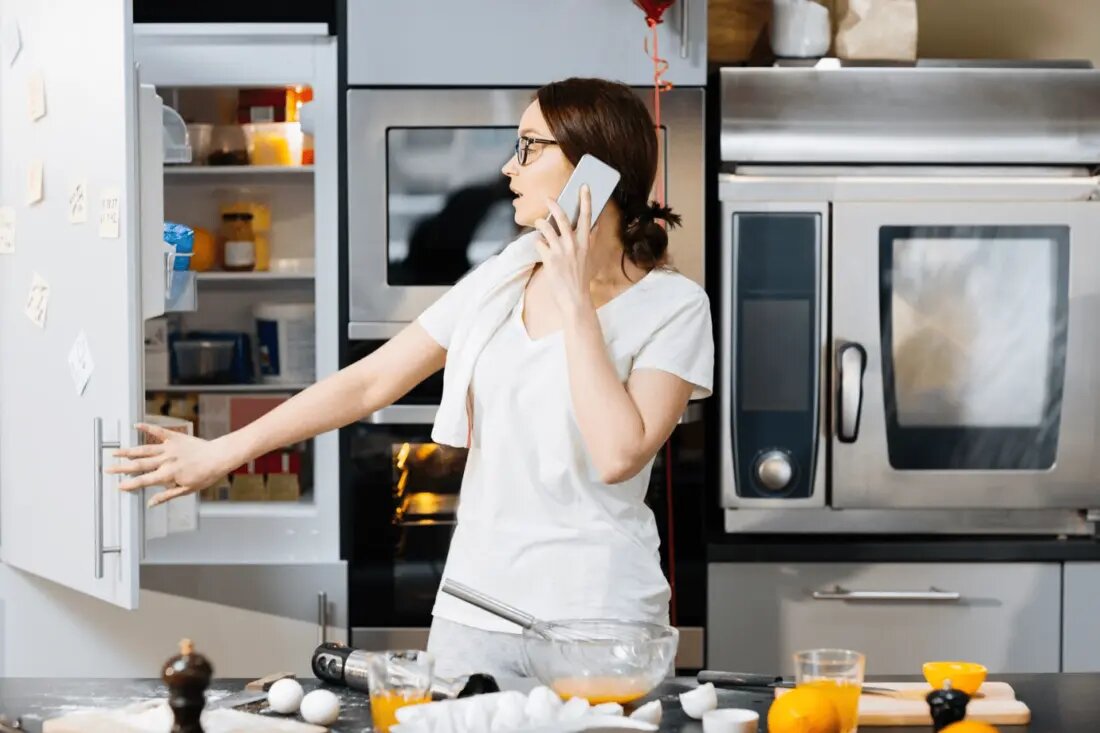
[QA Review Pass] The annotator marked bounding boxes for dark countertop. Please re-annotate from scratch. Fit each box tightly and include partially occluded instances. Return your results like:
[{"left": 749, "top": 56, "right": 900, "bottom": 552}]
[
  {"left": 3, "top": 674, "right": 1100, "bottom": 732},
  {"left": 708, "top": 536, "right": 1100, "bottom": 563}
]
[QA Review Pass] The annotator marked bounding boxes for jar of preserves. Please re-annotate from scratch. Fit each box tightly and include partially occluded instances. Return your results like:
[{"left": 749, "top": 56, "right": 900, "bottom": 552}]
[{"left": 220, "top": 212, "right": 255, "bottom": 271}]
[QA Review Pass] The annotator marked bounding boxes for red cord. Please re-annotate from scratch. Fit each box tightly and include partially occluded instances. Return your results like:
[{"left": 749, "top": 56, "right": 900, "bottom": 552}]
[{"left": 645, "top": 16, "right": 677, "bottom": 628}]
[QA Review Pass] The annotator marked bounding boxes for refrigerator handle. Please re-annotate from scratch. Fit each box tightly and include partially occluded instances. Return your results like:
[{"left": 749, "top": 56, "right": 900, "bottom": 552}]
[
  {"left": 94, "top": 418, "right": 122, "bottom": 579},
  {"left": 837, "top": 342, "right": 867, "bottom": 443},
  {"left": 679, "top": 0, "right": 690, "bottom": 59}
]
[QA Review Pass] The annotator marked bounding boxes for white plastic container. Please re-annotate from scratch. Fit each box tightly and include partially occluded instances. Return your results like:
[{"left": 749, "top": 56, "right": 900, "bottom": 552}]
[{"left": 254, "top": 303, "right": 315, "bottom": 384}]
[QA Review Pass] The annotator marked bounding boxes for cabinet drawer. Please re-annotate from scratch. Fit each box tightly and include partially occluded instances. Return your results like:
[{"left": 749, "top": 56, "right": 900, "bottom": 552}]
[
  {"left": 707, "top": 563, "right": 1060, "bottom": 675},
  {"left": 1063, "top": 562, "right": 1100, "bottom": 672}
]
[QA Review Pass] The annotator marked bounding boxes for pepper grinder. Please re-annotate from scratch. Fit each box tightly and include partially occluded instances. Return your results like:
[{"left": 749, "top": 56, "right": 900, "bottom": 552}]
[
  {"left": 925, "top": 679, "right": 971, "bottom": 732},
  {"left": 162, "top": 638, "right": 213, "bottom": 733}
]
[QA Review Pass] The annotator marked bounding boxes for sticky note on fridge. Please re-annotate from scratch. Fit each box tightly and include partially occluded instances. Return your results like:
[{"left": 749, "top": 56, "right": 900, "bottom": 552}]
[
  {"left": 27, "top": 160, "right": 43, "bottom": 205},
  {"left": 2, "top": 18, "right": 20, "bottom": 67},
  {"left": 98, "top": 187, "right": 120, "bottom": 238},
  {"left": 24, "top": 272, "right": 49, "bottom": 329},
  {"left": 0, "top": 207, "right": 14, "bottom": 254},
  {"left": 69, "top": 180, "right": 87, "bottom": 223},
  {"left": 28, "top": 72, "right": 45, "bottom": 121},
  {"left": 68, "top": 330, "right": 95, "bottom": 396}
]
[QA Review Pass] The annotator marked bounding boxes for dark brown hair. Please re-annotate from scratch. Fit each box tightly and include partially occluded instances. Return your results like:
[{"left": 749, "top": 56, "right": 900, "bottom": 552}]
[{"left": 536, "top": 77, "right": 681, "bottom": 273}]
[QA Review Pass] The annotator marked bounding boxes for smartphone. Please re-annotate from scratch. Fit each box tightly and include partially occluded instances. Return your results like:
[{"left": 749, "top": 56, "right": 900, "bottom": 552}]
[{"left": 548, "top": 153, "right": 622, "bottom": 236}]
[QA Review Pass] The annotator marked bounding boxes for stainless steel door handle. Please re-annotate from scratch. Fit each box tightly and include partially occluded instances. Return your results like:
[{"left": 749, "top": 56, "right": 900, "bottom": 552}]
[
  {"left": 94, "top": 417, "right": 122, "bottom": 579},
  {"left": 318, "top": 591, "right": 329, "bottom": 645},
  {"left": 812, "top": 586, "right": 962, "bottom": 602},
  {"left": 360, "top": 405, "right": 439, "bottom": 425},
  {"left": 837, "top": 342, "right": 867, "bottom": 443},
  {"left": 679, "top": 0, "right": 689, "bottom": 59}
]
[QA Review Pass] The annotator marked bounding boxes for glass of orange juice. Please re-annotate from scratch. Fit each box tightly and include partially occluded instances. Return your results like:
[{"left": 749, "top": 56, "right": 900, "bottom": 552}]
[
  {"left": 794, "top": 648, "right": 865, "bottom": 733},
  {"left": 366, "top": 650, "right": 433, "bottom": 732}
]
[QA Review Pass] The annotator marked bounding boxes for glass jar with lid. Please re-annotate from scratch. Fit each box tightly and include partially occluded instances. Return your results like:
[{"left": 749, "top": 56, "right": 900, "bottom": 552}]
[{"left": 220, "top": 212, "right": 256, "bottom": 271}]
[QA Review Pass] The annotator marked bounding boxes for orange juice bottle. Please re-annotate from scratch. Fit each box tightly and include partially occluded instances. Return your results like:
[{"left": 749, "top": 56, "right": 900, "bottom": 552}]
[{"left": 799, "top": 679, "right": 861, "bottom": 733}]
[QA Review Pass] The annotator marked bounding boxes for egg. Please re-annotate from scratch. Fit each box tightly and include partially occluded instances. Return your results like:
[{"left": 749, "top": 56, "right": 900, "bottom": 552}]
[
  {"left": 592, "top": 702, "right": 624, "bottom": 716},
  {"left": 490, "top": 690, "right": 528, "bottom": 731},
  {"left": 679, "top": 682, "right": 718, "bottom": 719},
  {"left": 266, "top": 678, "right": 304, "bottom": 715},
  {"left": 630, "top": 699, "right": 663, "bottom": 725},
  {"left": 524, "top": 686, "right": 563, "bottom": 724},
  {"left": 300, "top": 689, "right": 341, "bottom": 726},
  {"left": 558, "top": 696, "right": 591, "bottom": 721}
]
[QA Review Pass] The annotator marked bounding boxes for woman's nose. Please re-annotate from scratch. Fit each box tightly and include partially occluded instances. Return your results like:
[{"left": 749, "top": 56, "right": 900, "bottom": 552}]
[{"left": 502, "top": 155, "right": 518, "bottom": 177}]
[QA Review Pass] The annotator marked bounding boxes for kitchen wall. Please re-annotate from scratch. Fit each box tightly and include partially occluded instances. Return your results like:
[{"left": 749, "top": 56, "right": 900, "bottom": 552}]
[{"left": 708, "top": 0, "right": 1100, "bottom": 64}]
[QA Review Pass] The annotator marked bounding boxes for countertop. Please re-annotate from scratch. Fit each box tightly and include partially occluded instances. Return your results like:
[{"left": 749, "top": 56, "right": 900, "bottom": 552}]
[{"left": 3, "top": 673, "right": 1099, "bottom": 732}]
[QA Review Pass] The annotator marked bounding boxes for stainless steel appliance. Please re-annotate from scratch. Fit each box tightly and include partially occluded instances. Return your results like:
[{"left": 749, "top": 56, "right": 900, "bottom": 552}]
[
  {"left": 345, "top": 87, "right": 705, "bottom": 334},
  {"left": 717, "top": 64, "right": 1100, "bottom": 535}
]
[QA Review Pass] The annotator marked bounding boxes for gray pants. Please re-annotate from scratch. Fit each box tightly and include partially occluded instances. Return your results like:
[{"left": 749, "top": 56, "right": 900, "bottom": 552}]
[{"left": 426, "top": 616, "right": 534, "bottom": 680}]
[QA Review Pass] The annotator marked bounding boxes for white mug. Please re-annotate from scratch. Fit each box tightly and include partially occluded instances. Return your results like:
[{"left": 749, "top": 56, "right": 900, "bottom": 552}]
[
  {"left": 770, "top": 0, "right": 832, "bottom": 58},
  {"left": 702, "top": 708, "right": 760, "bottom": 733}
]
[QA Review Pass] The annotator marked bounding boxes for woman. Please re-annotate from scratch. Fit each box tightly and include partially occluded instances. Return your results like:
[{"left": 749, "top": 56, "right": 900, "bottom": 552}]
[{"left": 110, "top": 77, "right": 714, "bottom": 679}]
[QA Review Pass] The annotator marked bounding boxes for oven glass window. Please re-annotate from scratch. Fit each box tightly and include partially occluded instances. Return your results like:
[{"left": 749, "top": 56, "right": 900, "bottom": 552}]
[
  {"left": 880, "top": 225, "right": 1069, "bottom": 470},
  {"left": 386, "top": 127, "right": 520, "bottom": 286}
]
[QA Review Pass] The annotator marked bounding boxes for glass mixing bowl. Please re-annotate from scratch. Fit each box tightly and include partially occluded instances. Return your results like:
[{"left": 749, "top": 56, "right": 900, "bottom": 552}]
[{"left": 522, "top": 620, "right": 679, "bottom": 705}]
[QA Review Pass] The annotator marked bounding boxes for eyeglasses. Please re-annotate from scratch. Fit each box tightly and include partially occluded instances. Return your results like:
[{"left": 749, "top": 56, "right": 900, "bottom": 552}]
[{"left": 515, "top": 135, "right": 558, "bottom": 166}]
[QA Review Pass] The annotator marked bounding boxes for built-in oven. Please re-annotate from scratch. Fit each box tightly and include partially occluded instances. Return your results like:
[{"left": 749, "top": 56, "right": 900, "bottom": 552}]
[
  {"left": 716, "top": 64, "right": 1100, "bottom": 536},
  {"left": 345, "top": 86, "right": 705, "bottom": 334}
]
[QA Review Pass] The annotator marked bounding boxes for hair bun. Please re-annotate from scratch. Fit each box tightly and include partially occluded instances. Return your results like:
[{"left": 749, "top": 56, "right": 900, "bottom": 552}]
[{"left": 642, "top": 201, "right": 682, "bottom": 227}]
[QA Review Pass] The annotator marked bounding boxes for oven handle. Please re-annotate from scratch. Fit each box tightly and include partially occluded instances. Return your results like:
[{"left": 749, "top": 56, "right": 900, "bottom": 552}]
[
  {"left": 360, "top": 405, "right": 439, "bottom": 425},
  {"left": 812, "top": 585, "right": 962, "bottom": 602},
  {"left": 837, "top": 342, "right": 867, "bottom": 443}
]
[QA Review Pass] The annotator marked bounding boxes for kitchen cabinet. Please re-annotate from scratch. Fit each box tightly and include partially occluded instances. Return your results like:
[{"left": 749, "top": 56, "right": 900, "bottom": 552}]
[
  {"left": 0, "top": 563, "right": 345, "bottom": 677},
  {"left": 0, "top": 0, "right": 344, "bottom": 658},
  {"left": 707, "top": 562, "right": 1062, "bottom": 674},
  {"left": 1062, "top": 562, "right": 1100, "bottom": 672},
  {"left": 346, "top": 0, "right": 707, "bottom": 86}
]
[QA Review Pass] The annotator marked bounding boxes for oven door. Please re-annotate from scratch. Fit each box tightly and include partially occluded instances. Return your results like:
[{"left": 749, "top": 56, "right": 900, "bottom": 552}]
[
  {"left": 832, "top": 200, "right": 1100, "bottom": 509},
  {"left": 345, "top": 87, "right": 704, "bottom": 331},
  {"left": 345, "top": 404, "right": 467, "bottom": 650}
]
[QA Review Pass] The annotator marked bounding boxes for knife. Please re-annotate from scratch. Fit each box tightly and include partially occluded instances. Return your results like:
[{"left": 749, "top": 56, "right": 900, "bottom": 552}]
[
  {"left": 697, "top": 670, "right": 901, "bottom": 697},
  {"left": 206, "top": 672, "right": 297, "bottom": 710}
]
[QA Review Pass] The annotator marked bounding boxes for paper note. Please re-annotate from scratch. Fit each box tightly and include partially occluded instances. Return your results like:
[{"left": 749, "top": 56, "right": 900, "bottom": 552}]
[
  {"left": 0, "top": 207, "right": 14, "bottom": 254},
  {"left": 69, "top": 180, "right": 87, "bottom": 223},
  {"left": 68, "top": 331, "right": 94, "bottom": 396},
  {"left": 2, "top": 18, "right": 20, "bottom": 67},
  {"left": 24, "top": 272, "right": 49, "bottom": 329},
  {"left": 28, "top": 72, "right": 45, "bottom": 121},
  {"left": 98, "top": 187, "right": 120, "bottom": 238},
  {"left": 27, "top": 160, "right": 43, "bottom": 205}
]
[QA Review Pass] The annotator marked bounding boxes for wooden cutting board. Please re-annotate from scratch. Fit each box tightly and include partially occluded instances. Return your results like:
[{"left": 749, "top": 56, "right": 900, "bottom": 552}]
[
  {"left": 43, "top": 699, "right": 327, "bottom": 733},
  {"left": 776, "top": 681, "right": 1031, "bottom": 727}
]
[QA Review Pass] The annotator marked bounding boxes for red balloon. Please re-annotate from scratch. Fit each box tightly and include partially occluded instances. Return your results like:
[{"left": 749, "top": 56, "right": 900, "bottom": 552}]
[{"left": 633, "top": 0, "right": 676, "bottom": 24}]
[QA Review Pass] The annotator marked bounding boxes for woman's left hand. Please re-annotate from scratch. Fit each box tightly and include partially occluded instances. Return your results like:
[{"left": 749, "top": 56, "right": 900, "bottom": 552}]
[{"left": 533, "top": 185, "right": 594, "bottom": 316}]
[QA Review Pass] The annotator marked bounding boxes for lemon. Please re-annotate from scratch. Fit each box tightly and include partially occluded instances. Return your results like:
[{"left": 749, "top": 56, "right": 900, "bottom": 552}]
[{"left": 767, "top": 687, "right": 842, "bottom": 733}]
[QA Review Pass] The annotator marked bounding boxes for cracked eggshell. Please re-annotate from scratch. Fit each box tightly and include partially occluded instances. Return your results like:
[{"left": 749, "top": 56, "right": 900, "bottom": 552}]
[
  {"left": 679, "top": 682, "right": 718, "bottom": 719},
  {"left": 630, "top": 699, "right": 663, "bottom": 725}
]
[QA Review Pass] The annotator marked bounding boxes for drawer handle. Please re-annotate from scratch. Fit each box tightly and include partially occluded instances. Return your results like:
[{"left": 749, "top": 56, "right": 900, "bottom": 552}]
[{"left": 811, "top": 586, "right": 961, "bottom": 602}]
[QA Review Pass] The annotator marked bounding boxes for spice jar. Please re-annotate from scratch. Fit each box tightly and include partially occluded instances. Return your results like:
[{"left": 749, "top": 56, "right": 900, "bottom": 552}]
[{"left": 220, "top": 212, "right": 256, "bottom": 272}]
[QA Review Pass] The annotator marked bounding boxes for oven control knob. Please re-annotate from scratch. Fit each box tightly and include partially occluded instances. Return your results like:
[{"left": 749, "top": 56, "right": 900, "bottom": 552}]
[{"left": 755, "top": 451, "right": 793, "bottom": 492}]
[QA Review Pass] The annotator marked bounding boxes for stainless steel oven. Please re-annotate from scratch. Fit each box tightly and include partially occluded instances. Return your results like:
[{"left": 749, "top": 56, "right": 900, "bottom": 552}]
[
  {"left": 345, "top": 87, "right": 705, "bottom": 333},
  {"left": 716, "top": 64, "right": 1100, "bottom": 535}
]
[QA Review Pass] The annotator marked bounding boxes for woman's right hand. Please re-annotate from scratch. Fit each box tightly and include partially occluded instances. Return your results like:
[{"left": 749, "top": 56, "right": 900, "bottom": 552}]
[{"left": 106, "top": 422, "right": 243, "bottom": 507}]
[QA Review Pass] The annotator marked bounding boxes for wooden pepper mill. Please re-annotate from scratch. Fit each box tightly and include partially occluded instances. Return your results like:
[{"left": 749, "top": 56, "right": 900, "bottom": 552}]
[
  {"left": 925, "top": 679, "right": 971, "bottom": 732},
  {"left": 162, "top": 638, "right": 213, "bottom": 733}
]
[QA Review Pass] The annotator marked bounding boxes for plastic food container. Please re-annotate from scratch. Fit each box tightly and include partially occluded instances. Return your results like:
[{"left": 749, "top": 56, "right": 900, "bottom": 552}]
[
  {"left": 255, "top": 303, "right": 315, "bottom": 383},
  {"left": 172, "top": 339, "right": 237, "bottom": 384},
  {"left": 242, "top": 122, "right": 304, "bottom": 166}
]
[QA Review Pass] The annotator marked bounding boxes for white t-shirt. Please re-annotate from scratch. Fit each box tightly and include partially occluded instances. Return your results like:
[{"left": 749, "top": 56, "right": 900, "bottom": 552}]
[{"left": 417, "top": 259, "right": 714, "bottom": 633}]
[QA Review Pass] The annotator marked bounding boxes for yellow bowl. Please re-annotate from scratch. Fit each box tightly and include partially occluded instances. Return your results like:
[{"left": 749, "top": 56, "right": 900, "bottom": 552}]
[{"left": 922, "top": 661, "right": 988, "bottom": 695}]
